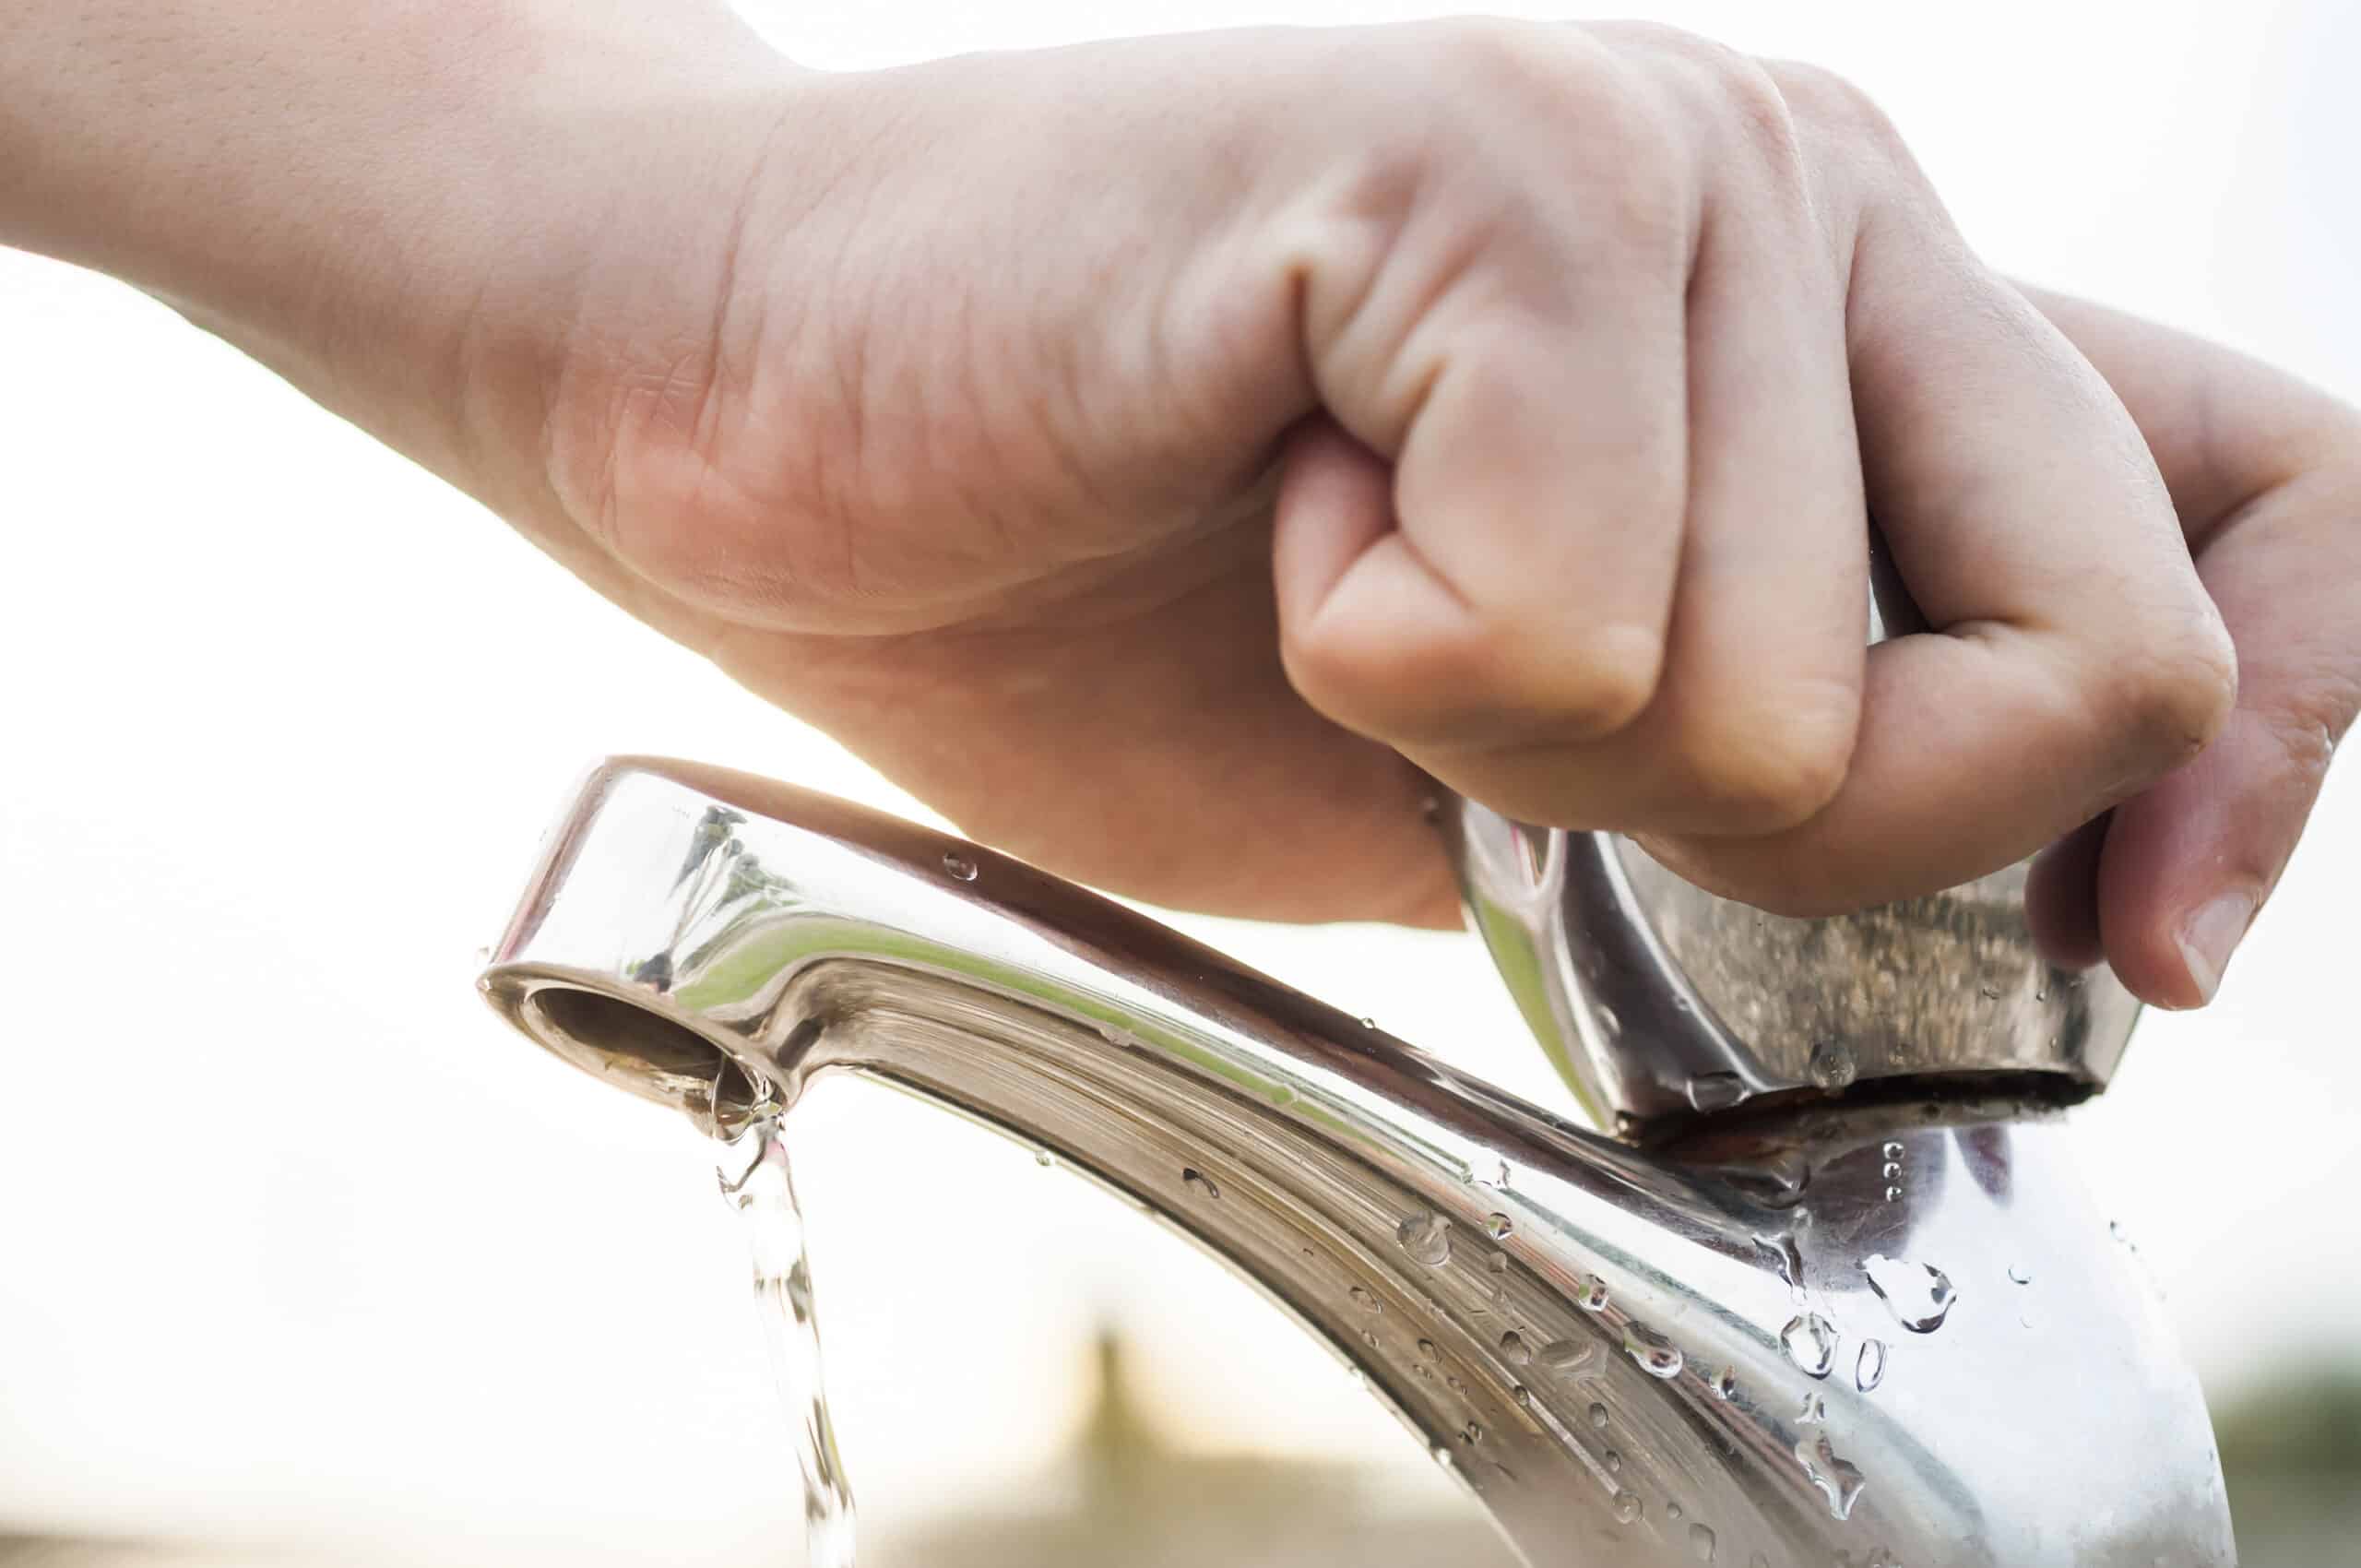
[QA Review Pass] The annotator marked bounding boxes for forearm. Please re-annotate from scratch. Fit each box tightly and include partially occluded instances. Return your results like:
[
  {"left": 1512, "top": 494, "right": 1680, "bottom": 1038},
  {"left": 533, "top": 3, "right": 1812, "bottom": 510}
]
[{"left": 0, "top": 0, "right": 789, "bottom": 498}]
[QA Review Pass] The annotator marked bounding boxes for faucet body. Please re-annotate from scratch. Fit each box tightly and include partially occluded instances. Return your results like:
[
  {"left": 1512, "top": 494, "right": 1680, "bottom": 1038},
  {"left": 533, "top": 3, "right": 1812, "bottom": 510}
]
[{"left": 481, "top": 757, "right": 2234, "bottom": 1566}]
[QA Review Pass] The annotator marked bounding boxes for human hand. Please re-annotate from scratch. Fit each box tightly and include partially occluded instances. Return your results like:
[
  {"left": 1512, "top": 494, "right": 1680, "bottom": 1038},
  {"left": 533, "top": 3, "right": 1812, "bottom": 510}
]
[{"left": 9, "top": 6, "right": 2345, "bottom": 1007}]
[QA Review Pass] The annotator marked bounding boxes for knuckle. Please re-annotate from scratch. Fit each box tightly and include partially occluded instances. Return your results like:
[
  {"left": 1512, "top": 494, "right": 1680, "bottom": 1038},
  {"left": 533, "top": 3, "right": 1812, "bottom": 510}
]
[
  {"left": 1761, "top": 59, "right": 1915, "bottom": 169},
  {"left": 1673, "top": 683, "right": 1860, "bottom": 833},
  {"left": 1635, "top": 26, "right": 1804, "bottom": 171},
  {"left": 2103, "top": 612, "right": 2241, "bottom": 774}
]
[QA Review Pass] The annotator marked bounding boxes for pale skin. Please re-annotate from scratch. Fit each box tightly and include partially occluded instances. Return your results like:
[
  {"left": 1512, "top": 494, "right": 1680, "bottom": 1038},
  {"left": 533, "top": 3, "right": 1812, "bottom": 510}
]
[{"left": 5, "top": 3, "right": 2356, "bottom": 1011}]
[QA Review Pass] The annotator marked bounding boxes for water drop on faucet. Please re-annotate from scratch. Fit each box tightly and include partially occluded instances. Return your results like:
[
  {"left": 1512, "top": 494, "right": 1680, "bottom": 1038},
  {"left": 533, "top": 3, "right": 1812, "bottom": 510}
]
[
  {"left": 1687, "top": 1072, "right": 1750, "bottom": 1112},
  {"left": 1622, "top": 1321, "right": 1685, "bottom": 1379},
  {"left": 1181, "top": 1168, "right": 1219, "bottom": 1201},
  {"left": 940, "top": 850, "right": 979, "bottom": 882},
  {"left": 1796, "top": 1431, "right": 1868, "bottom": 1520},
  {"left": 1501, "top": 1331, "right": 1531, "bottom": 1365},
  {"left": 1486, "top": 1212, "right": 1513, "bottom": 1240},
  {"left": 1397, "top": 1209, "right": 1452, "bottom": 1266},
  {"left": 1781, "top": 1313, "right": 1840, "bottom": 1378},
  {"left": 1856, "top": 1337, "right": 1889, "bottom": 1392},
  {"left": 1863, "top": 1253, "right": 1957, "bottom": 1333},
  {"left": 1588, "top": 1401, "right": 1610, "bottom": 1429},
  {"left": 1350, "top": 1286, "right": 1382, "bottom": 1314},
  {"left": 1807, "top": 1041, "right": 1858, "bottom": 1091},
  {"left": 1576, "top": 1275, "right": 1610, "bottom": 1312},
  {"left": 1754, "top": 1231, "right": 1805, "bottom": 1294},
  {"left": 1539, "top": 1338, "right": 1598, "bottom": 1374},
  {"left": 1613, "top": 1490, "right": 1643, "bottom": 1524},
  {"left": 2008, "top": 1264, "right": 2033, "bottom": 1286},
  {"left": 1690, "top": 1521, "right": 1718, "bottom": 1562}
]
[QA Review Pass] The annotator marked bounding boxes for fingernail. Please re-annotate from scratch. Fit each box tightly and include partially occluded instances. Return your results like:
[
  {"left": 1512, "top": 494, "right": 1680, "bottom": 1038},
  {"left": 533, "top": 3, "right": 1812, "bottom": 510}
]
[{"left": 2176, "top": 890, "right": 2257, "bottom": 1006}]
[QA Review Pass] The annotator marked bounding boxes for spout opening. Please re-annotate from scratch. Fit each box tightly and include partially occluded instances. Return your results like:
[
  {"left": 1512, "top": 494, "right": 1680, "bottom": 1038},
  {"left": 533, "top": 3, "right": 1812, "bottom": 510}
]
[{"left": 507, "top": 980, "right": 764, "bottom": 1129}]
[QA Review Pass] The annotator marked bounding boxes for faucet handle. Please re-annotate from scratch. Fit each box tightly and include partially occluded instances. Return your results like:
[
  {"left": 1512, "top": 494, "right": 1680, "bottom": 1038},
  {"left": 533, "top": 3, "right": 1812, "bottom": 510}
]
[
  {"left": 1449, "top": 547, "right": 2142, "bottom": 1136},
  {"left": 1451, "top": 812, "right": 2141, "bottom": 1135}
]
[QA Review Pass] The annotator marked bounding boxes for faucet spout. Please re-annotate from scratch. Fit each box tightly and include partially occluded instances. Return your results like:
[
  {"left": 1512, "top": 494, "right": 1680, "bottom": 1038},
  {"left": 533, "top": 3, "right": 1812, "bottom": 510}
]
[{"left": 480, "top": 758, "right": 2232, "bottom": 1566}]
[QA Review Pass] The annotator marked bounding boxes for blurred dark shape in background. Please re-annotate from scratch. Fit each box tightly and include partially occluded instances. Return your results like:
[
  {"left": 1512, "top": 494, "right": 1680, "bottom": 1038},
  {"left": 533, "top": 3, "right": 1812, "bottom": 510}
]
[{"left": 6, "top": 1334, "right": 2355, "bottom": 1566}]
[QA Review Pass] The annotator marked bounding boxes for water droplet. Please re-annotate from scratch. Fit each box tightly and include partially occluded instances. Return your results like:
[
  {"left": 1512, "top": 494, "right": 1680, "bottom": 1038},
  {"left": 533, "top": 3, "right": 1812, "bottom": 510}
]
[
  {"left": 1714, "top": 1366, "right": 1738, "bottom": 1400},
  {"left": 2008, "top": 1264, "right": 2033, "bottom": 1286},
  {"left": 1883, "top": 1185, "right": 1904, "bottom": 1204},
  {"left": 1576, "top": 1275, "right": 1611, "bottom": 1312},
  {"left": 1447, "top": 1373, "right": 1465, "bottom": 1392},
  {"left": 1360, "top": 1330, "right": 1381, "bottom": 1350},
  {"left": 1881, "top": 1161, "right": 1903, "bottom": 1181},
  {"left": 1781, "top": 1313, "right": 1840, "bottom": 1378},
  {"left": 1486, "top": 1212, "right": 1513, "bottom": 1240},
  {"left": 1807, "top": 1041, "right": 1858, "bottom": 1091},
  {"left": 1501, "top": 1331, "right": 1531, "bottom": 1365},
  {"left": 1725, "top": 1151, "right": 1812, "bottom": 1209},
  {"left": 1796, "top": 1431, "right": 1867, "bottom": 1520},
  {"left": 1614, "top": 1112, "right": 1642, "bottom": 1139},
  {"left": 1461, "top": 1420, "right": 1484, "bottom": 1444},
  {"left": 1588, "top": 1401, "right": 1610, "bottom": 1430},
  {"left": 1596, "top": 1003, "right": 1623, "bottom": 1041},
  {"left": 1539, "top": 1338, "right": 1599, "bottom": 1374},
  {"left": 1486, "top": 1252, "right": 1510, "bottom": 1275},
  {"left": 1604, "top": 1446, "right": 1622, "bottom": 1472},
  {"left": 1667, "top": 1499, "right": 1684, "bottom": 1521},
  {"left": 1863, "top": 1253, "right": 1957, "bottom": 1333},
  {"left": 1180, "top": 1168, "right": 1219, "bottom": 1200},
  {"left": 1351, "top": 1286, "right": 1382, "bottom": 1314},
  {"left": 1691, "top": 1521, "right": 1717, "bottom": 1562},
  {"left": 1797, "top": 1390, "right": 1828, "bottom": 1424},
  {"left": 1687, "top": 1072, "right": 1750, "bottom": 1112},
  {"left": 1754, "top": 1231, "right": 1805, "bottom": 1294},
  {"left": 1882, "top": 1141, "right": 1904, "bottom": 1159},
  {"left": 1977, "top": 982, "right": 2003, "bottom": 1000},
  {"left": 1856, "top": 1338, "right": 1888, "bottom": 1393},
  {"left": 941, "top": 850, "right": 979, "bottom": 882},
  {"left": 1359, "top": 1016, "right": 1377, "bottom": 1029},
  {"left": 1622, "top": 1322, "right": 1685, "bottom": 1379},
  {"left": 1613, "top": 1491, "right": 1643, "bottom": 1525},
  {"left": 1397, "top": 1210, "right": 1452, "bottom": 1267},
  {"left": 1418, "top": 1338, "right": 1439, "bottom": 1360},
  {"left": 1034, "top": 1147, "right": 1055, "bottom": 1168},
  {"left": 1431, "top": 1443, "right": 1453, "bottom": 1468}
]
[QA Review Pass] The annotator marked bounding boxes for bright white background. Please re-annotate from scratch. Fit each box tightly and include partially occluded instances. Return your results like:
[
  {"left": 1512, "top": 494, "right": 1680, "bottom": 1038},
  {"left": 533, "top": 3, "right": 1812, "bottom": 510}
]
[{"left": 2, "top": 0, "right": 2355, "bottom": 1561}]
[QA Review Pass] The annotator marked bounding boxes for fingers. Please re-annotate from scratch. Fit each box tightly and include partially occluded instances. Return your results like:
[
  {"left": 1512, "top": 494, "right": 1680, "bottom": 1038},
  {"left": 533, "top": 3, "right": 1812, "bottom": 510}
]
[
  {"left": 2070, "top": 470, "right": 2361, "bottom": 1006},
  {"left": 1275, "top": 33, "right": 1869, "bottom": 839},
  {"left": 1646, "top": 196, "right": 2237, "bottom": 911},
  {"left": 2020, "top": 291, "right": 2361, "bottom": 1006},
  {"left": 1274, "top": 114, "right": 1693, "bottom": 752}
]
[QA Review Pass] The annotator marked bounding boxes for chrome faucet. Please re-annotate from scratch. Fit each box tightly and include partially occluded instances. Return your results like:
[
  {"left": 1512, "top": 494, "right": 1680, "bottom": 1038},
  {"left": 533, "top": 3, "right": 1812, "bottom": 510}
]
[{"left": 478, "top": 755, "right": 2234, "bottom": 1566}]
